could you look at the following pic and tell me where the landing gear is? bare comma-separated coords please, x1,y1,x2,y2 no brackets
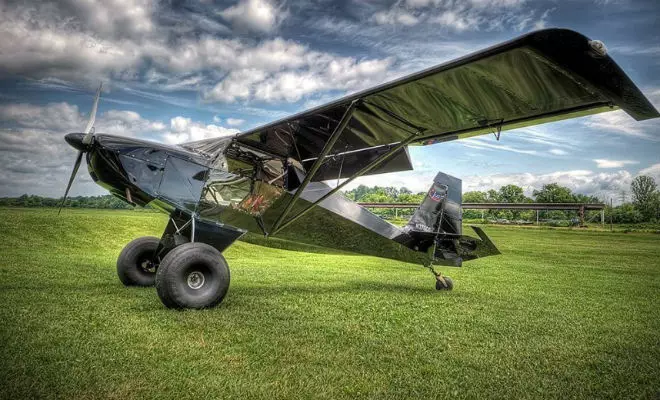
117,236,160,286
435,275,453,291
155,242,230,309
116,211,240,309
425,264,453,291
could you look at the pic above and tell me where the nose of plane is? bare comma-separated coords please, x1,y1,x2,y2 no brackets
65,132,92,152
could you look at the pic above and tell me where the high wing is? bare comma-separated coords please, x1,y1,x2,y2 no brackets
184,29,658,180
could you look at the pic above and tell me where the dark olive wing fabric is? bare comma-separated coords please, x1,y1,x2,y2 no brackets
185,29,658,175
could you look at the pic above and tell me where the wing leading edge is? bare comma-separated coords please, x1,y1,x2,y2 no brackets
184,28,658,180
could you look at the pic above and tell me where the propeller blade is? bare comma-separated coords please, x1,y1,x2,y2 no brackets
58,151,84,215
82,82,103,144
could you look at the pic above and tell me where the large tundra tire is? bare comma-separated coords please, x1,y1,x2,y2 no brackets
155,242,230,309
117,236,160,287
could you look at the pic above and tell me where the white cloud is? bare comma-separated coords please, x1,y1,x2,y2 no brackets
0,102,84,131
219,0,286,34
68,0,156,38
467,0,526,8
549,148,568,155
372,8,421,26
639,163,660,181
203,56,393,103
461,169,634,202
97,110,167,136
164,116,239,144
0,15,142,82
226,118,245,126
462,137,538,155
509,125,579,150
583,110,655,140
430,11,478,31
0,2,394,106
593,159,639,168
371,0,549,33
583,88,660,141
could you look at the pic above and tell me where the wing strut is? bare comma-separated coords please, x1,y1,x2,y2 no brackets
269,99,361,234
271,129,422,236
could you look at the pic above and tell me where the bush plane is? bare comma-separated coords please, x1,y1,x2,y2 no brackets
61,29,659,309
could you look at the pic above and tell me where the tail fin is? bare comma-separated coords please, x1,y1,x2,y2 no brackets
401,172,500,267
405,172,462,235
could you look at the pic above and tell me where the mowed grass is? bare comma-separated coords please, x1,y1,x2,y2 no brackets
1,208,659,399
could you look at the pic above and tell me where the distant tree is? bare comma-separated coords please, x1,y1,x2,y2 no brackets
498,184,527,203
497,184,528,219
383,187,399,199
486,189,500,202
533,183,575,203
346,185,370,201
361,192,395,203
0,194,134,210
397,192,424,204
573,193,601,204
631,175,658,221
461,191,486,219
463,191,487,203
532,183,576,220
631,176,656,204
607,203,645,224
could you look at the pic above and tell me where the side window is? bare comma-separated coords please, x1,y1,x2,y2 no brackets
158,156,209,212
202,170,251,208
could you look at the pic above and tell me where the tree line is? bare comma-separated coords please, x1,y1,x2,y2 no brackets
0,194,133,209
2,175,658,224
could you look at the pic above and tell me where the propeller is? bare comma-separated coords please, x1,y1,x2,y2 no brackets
58,83,103,215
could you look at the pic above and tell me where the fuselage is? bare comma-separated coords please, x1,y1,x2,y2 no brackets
65,132,430,264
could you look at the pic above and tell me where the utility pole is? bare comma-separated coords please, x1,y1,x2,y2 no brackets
610,198,613,232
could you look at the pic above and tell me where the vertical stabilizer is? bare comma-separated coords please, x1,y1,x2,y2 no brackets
405,172,462,235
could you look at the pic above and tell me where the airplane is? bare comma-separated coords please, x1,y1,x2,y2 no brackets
60,29,659,309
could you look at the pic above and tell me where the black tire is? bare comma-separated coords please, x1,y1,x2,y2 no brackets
117,236,160,287
155,242,230,309
435,276,454,291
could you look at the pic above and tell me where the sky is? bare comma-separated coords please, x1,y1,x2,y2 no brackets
0,0,658,203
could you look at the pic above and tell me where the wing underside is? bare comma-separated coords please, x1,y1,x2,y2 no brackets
184,29,658,180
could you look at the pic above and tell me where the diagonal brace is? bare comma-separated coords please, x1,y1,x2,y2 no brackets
269,99,360,234
272,130,421,236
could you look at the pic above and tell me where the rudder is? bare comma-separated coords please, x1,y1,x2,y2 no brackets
405,171,462,235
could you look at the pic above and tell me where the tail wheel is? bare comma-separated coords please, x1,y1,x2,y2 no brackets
117,236,160,287
155,242,230,309
435,276,453,291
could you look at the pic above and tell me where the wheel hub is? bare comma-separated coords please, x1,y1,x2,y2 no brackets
140,259,156,273
187,271,205,289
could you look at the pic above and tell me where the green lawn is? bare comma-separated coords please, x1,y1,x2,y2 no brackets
1,208,659,399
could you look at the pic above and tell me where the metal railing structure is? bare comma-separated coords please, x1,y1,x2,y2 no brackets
357,202,607,226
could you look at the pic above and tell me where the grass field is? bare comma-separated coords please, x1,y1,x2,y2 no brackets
1,208,659,399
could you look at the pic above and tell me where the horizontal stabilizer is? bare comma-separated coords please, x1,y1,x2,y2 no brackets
433,226,501,267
